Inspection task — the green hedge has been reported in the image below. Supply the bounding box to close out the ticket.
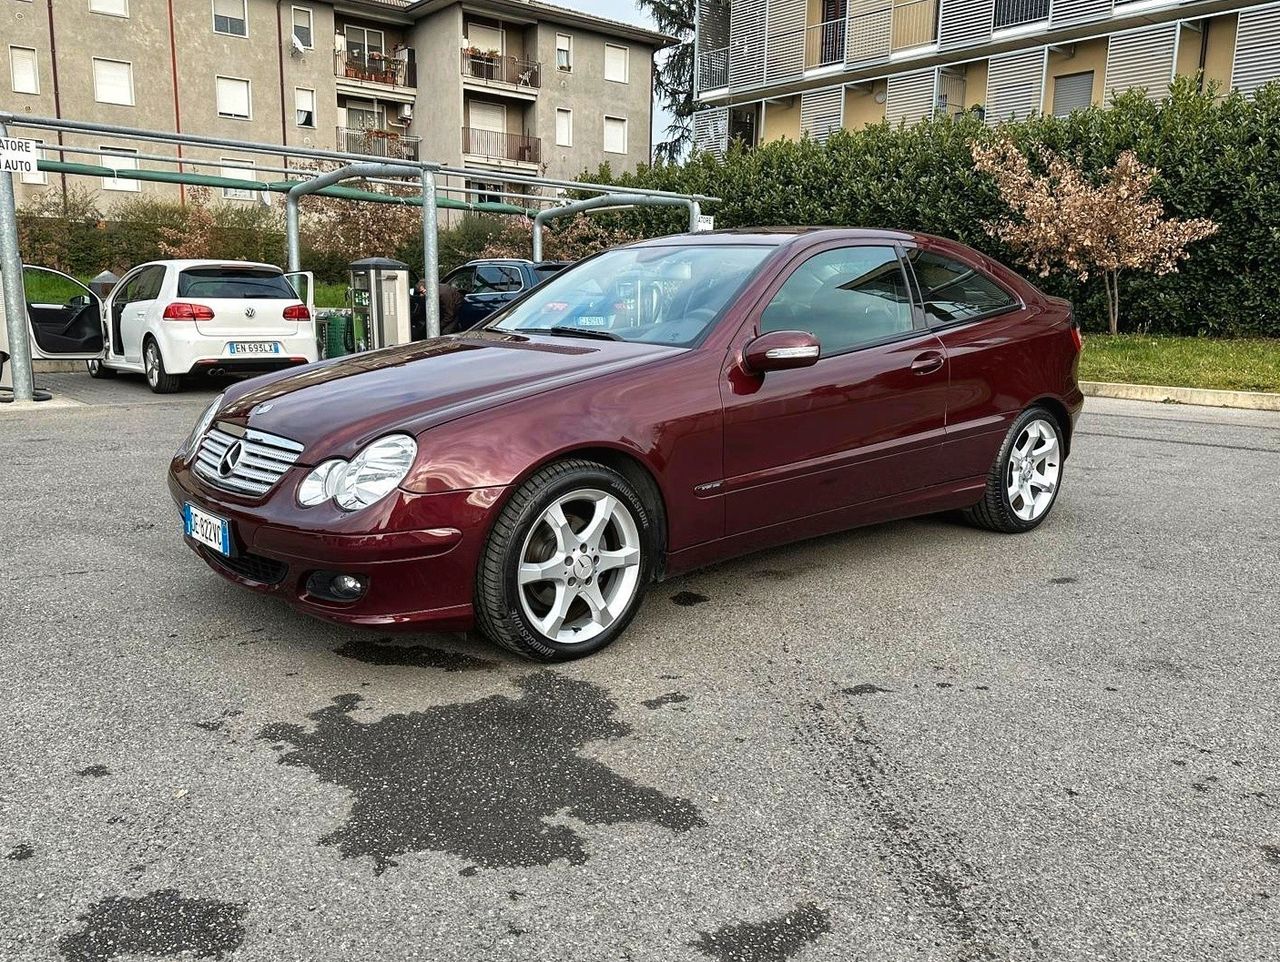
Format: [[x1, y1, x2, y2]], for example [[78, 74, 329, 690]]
[[583, 79, 1280, 337]]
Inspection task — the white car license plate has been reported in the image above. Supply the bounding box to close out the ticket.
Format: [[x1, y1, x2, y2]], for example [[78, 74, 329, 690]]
[[184, 503, 231, 556], [229, 342, 282, 355]]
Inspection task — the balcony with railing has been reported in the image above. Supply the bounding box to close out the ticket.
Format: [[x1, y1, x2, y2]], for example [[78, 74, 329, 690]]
[[336, 126, 421, 160], [698, 46, 729, 90], [805, 19, 847, 69], [892, 0, 938, 51], [993, 0, 1051, 29], [460, 49, 542, 90], [335, 50, 415, 87], [462, 127, 541, 164]]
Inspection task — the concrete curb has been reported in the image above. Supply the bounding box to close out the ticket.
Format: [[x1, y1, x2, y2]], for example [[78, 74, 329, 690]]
[[1081, 380, 1280, 412], [33, 359, 85, 373]]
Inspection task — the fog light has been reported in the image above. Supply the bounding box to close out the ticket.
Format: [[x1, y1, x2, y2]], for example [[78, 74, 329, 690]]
[[305, 570, 368, 602]]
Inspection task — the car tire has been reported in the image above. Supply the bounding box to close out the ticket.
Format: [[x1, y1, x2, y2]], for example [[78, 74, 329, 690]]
[[143, 339, 182, 394], [86, 359, 116, 379], [475, 459, 655, 661], [964, 405, 1065, 534]]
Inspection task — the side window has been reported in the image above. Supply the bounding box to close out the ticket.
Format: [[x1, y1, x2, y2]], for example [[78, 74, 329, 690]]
[[760, 245, 913, 356], [135, 266, 166, 301], [446, 268, 476, 294], [114, 271, 144, 306], [475, 265, 522, 293], [908, 250, 1017, 326]]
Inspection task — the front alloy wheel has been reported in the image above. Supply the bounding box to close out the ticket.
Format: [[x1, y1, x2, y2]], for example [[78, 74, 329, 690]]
[[475, 459, 654, 660]]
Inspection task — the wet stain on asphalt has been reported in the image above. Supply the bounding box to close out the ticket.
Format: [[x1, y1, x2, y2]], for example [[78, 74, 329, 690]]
[[57, 889, 246, 962], [77, 765, 111, 778], [6, 842, 34, 861], [258, 672, 704, 873], [671, 591, 710, 607], [692, 903, 831, 961], [195, 710, 243, 733], [842, 684, 892, 697], [333, 638, 498, 671], [1049, 577, 1077, 585], [642, 692, 690, 710]]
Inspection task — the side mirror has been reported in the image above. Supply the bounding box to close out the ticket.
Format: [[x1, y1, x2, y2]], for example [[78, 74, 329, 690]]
[[742, 330, 821, 374]]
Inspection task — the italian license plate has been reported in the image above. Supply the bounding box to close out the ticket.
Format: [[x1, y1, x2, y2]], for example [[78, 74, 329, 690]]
[[578, 316, 607, 328], [229, 342, 281, 355], [184, 503, 231, 556]]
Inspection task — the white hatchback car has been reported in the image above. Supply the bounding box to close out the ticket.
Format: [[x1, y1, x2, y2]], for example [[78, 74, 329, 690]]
[[20, 260, 318, 393]]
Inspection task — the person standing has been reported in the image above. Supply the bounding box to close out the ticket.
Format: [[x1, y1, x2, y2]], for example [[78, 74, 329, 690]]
[[409, 279, 428, 340]]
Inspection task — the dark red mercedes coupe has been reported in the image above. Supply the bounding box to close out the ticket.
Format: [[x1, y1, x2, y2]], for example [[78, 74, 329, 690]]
[[169, 229, 1083, 660]]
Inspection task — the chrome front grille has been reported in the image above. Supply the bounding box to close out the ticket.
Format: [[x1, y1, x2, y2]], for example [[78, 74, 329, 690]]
[[193, 424, 304, 498]]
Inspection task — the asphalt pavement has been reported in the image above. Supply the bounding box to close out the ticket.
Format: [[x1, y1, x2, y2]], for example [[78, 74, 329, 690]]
[[2, 372, 1278, 962]]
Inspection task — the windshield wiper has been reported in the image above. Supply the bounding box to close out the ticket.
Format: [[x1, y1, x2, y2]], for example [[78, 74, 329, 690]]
[[517, 325, 622, 341]]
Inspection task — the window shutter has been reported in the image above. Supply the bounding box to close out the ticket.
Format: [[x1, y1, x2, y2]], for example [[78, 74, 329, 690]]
[[605, 45, 628, 82], [216, 77, 251, 117], [10, 47, 38, 94], [1052, 71, 1093, 116], [93, 59, 133, 105], [90, 0, 129, 14], [556, 108, 572, 146], [295, 87, 315, 126], [604, 116, 627, 154]]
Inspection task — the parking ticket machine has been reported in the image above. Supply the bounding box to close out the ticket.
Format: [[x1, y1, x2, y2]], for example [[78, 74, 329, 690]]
[[348, 257, 411, 351]]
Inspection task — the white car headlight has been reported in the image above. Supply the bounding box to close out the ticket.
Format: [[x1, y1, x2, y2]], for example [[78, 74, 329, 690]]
[[296, 435, 417, 511], [181, 393, 224, 461]]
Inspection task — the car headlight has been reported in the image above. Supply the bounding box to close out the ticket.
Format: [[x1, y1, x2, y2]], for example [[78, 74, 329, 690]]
[[296, 434, 417, 511], [181, 393, 224, 461]]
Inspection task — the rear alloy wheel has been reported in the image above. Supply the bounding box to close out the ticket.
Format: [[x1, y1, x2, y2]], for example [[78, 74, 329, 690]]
[[964, 406, 1064, 533], [143, 339, 182, 394], [86, 358, 116, 379], [475, 460, 653, 660]]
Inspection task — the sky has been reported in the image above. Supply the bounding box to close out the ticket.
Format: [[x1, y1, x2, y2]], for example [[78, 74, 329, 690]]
[[551, 0, 679, 154]]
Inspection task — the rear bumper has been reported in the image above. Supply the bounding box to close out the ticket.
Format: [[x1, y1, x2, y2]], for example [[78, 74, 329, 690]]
[[168, 462, 504, 631], [166, 333, 318, 376]]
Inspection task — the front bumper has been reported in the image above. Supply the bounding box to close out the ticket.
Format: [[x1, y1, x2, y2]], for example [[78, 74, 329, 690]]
[[168, 459, 505, 630]]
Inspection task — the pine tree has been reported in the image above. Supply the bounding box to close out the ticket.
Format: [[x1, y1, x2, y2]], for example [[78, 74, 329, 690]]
[[636, 0, 695, 163]]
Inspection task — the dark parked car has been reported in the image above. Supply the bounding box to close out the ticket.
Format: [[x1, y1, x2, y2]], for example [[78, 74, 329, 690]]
[[169, 229, 1083, 661], [442, 258, 569, 329]]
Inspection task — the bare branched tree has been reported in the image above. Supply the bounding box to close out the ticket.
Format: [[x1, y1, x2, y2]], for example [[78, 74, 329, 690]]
[[972, 138, 1218, 334]]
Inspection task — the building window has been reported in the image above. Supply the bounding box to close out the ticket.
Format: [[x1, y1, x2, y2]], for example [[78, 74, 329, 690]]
[[291, 6, 313, 48], [604, 43, 629, 83], [221, 158, 255, 200], [92, 58, 134, 105], [213, 0, 247, 37], [992, 0, 1050, 30], [21, 139, 46, 185], [1052, 71, 1094, 117], [603, 115, 627, 154], [556, 33, 572, 71], [101, 146, 139, 192], [9, 46, 38, 95], [89, 0, 129, 16], [471, 181, 503, 205], [215, 76, 251, 119], [345, 25, 385, 65], [295, 87, 315, 127], [555, 107, 572, 147]]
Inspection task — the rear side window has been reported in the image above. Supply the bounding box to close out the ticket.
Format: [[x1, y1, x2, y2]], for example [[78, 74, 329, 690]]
[[908, 250, 1017, 326], [475, 265, 523, 293], [533, 264, 565, 281], [177, 267, 297, 299]]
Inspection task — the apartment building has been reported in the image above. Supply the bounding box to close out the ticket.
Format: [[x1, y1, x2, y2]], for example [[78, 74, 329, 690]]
[[691, 0, 1280, 153], [4, 0, 668, 208]]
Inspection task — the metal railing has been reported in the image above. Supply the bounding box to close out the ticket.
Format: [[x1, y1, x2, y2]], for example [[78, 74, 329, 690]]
[[462, 127, 541, 163], [698, 46, 729, 89], [805, 19, 847, 69], [460, 50, 542, 89], [993, 0, 1051, 29], [336, 126, 421, 160], [335, 50, 415, 87], [892, 0, 938, 50]]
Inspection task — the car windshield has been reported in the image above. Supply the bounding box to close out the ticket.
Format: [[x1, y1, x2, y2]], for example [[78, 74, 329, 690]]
[[487, 245, 772, 346], [177, 268, 297, 299]]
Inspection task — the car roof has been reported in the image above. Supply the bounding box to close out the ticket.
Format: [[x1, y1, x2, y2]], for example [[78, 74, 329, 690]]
[[131, 259, 284, 272], [634, 227, 920, 249]]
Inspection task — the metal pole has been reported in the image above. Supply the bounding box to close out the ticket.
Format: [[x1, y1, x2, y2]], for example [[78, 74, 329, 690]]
[[285, 194, 301, 272], [532, 193, 700, 261], [0, 122, 34, 404], [689, 200, 702, 232], [532, 219, 543, 263], [421, 170, 440, 338]]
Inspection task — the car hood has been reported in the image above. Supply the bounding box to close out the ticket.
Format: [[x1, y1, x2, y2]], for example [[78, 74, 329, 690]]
[[217, 331, 683, 460]]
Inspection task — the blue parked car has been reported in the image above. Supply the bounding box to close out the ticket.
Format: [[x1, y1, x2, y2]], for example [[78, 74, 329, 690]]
[[442, 259, 570, 330]]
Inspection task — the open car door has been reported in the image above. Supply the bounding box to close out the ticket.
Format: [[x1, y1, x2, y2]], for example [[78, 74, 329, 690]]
[[284, 270, 318, 355], [21, 266, 106, 360]]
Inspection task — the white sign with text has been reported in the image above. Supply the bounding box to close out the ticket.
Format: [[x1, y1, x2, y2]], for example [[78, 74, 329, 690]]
[[0, 138, 39, 176]]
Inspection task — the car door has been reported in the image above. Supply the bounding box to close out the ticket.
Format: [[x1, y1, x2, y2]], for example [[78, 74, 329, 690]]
[[118, 265, 166, 365], [18, 266, 105, 360], [904, 243, 1029, 481], [721, 243, 950, 535], [470, 264, 524, 322], [442, 266, 481, 328]]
